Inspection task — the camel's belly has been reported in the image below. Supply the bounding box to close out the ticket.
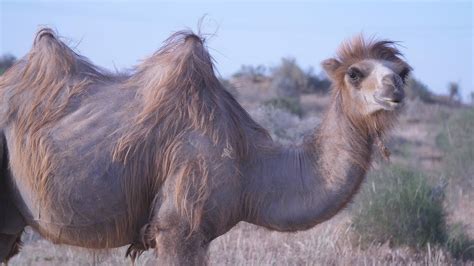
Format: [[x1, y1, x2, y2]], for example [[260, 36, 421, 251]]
[[7, 163, 138, 249], [30, 213, 134, 248], [13, 184, 136, 248]]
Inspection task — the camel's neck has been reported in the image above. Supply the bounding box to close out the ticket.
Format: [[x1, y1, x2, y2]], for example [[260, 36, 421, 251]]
[[242, 95, 374, 231]]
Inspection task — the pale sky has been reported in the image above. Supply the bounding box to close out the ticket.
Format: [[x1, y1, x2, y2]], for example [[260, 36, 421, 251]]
[[1, 0, 472, 100]]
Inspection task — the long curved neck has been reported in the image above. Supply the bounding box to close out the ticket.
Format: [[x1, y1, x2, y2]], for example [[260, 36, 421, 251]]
[[242, 95, 374, 231]]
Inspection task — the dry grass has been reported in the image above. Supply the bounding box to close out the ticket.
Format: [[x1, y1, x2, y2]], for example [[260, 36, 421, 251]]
[[7, 95, 474, 266], [10, 214, 456, 266]]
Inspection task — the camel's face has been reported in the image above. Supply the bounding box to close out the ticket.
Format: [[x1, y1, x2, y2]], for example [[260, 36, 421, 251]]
[[343, 59, 409, 114]]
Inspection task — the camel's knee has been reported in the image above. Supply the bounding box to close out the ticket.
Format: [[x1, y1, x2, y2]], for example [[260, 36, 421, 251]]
[[126, 222, 209, 265], [126, 223, 157, 262]]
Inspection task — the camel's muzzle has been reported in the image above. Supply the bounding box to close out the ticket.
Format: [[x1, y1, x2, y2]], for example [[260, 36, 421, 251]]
[[374, 74, 405, 110]]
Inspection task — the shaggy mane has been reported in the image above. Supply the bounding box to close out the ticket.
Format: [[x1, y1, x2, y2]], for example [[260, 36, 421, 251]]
[[329, 35, 412, 89]]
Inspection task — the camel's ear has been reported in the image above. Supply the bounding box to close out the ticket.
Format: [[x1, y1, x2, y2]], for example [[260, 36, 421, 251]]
[[321, 58, 341, 80]]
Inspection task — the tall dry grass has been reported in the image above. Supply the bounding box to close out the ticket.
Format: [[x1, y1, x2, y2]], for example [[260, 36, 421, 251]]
[[11, 216, 455, 266]]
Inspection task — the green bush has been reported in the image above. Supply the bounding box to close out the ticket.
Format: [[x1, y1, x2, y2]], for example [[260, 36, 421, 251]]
[[352, 165, 447, 248], [305, 70, 331, 94], [445, 223, 474, 261], [263, 97, 303, 117], [271, 58, 306, 98], [232, 64, 267, 82], [405, 77, 434, 103], [0, 54, 16, 75], [271, 59, 330, 94]]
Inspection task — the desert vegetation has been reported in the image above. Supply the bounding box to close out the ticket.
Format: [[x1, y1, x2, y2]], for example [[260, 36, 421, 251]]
[[0, 54, 15, 75], [1, 52, 473, 265]]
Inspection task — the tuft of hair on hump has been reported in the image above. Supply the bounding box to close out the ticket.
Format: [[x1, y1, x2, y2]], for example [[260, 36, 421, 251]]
[[113, 29, 268, 235], [114, 30, 221, 162], [1, 26, 109, 134], [28, 27, 77, 78], [115, 28, 266, 163], [34, 27, 57, 43], [124, 30, 220, 126]]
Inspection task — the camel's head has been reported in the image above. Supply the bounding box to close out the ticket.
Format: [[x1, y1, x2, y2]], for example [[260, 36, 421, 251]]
[[322, 35, 412, 116]]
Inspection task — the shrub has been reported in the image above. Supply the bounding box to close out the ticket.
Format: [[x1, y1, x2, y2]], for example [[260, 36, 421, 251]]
[[263, 97, 303, 117], [305, 70, 331, 94], [448, 82, 461, 102], [0, 54, 16, 75], [405, 77, 434, 103], [232, 65, 267, 82], [445, 223, 474, 261], [270, 58, 307, 99], [352, 165, 447, 248], [436, 108, 474, 189], [248, 105, 319, 144]]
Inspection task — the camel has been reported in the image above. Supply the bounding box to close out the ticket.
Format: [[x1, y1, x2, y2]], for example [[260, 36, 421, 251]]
[[0, 28, 411, 264]]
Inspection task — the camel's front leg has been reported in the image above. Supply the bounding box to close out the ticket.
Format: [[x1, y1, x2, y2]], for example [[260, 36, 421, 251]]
[[129, 180, 211, 265], [127, 213, 210, 265], [151, 194, 210, 266]]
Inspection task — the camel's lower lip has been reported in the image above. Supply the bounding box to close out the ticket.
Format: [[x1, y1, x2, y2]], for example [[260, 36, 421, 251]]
[[374, 97, 403, 110]]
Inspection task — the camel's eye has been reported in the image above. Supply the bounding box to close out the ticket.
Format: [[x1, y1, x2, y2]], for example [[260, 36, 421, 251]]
[[399, 67, 410, 81], [347, 67, 363, 82]]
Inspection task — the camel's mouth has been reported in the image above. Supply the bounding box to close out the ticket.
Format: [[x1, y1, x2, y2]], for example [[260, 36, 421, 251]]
[[374, 96, 404, 111]]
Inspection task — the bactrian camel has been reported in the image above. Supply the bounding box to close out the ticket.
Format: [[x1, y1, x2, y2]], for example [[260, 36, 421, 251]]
[[0, 28, 411, 264]]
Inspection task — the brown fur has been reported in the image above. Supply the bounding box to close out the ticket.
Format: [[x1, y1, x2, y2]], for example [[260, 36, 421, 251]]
[[0, 29, 409, 264], [313, 35, 411, 213], [0, 28, 110, 213], [0, 28, 268, 239], [325, 35, 411, 88], [242, 35, 411, 232], [320, 35, 411, 169], [111, 30, 269, 233]]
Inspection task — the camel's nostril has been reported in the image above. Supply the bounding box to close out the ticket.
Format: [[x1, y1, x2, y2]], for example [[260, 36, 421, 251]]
[[374, 85, 405, 107], [378, 88, 400, 101], [382, 73, 404, 89], [393, 89, 405, 102]]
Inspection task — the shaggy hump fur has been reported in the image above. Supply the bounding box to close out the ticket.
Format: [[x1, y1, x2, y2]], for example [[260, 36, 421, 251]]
[[0, 28, 111, 211], [112, 30, 269, 232], [0, 29, 411, 264], [0, 28, 268, 235]]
